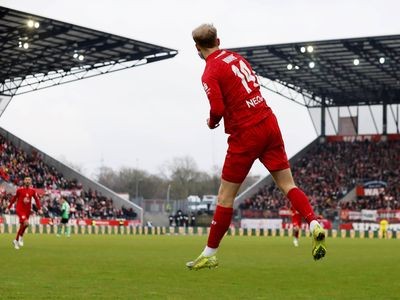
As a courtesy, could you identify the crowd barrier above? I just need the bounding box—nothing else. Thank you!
[0,224,398,239]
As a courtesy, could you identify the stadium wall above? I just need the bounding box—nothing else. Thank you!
[0,126,143,222]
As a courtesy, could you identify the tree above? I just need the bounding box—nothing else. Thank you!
[95,156,262,202]
[96,166,168,200]
[163,156,201,199]
[97,166,118,188]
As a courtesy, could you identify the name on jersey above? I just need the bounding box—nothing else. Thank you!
[246,95,264,108]
[222,54,237,64]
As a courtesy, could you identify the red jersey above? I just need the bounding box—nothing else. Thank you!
[8,187,41,214]
[202,49,272,134]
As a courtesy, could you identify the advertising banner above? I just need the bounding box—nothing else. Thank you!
[326,134,400,142]
[240,218,282,230]
[361,209,379,221]
[357,181,387,197]
[3,216,140,226]
[341,209,400,222]
[340,222,400,231]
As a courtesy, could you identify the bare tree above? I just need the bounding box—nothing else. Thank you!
[95,155,262,202]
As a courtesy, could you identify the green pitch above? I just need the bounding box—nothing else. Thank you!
[0,234,398,300]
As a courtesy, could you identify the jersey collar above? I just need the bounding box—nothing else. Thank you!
[206,49,223,62]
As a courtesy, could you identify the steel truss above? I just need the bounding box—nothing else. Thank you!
[0,52,177,96]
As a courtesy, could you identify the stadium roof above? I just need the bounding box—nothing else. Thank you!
[230,34,400,108]
[0,6,178,96]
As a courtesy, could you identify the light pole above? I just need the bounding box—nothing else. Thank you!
[166,184,172,213]
[135,178,142,200]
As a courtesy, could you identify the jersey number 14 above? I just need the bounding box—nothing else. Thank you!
[231,60,259,93]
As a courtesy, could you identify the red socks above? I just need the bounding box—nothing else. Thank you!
[16,224,27,240]
[207,205,233,249]
[293,228,299,239]
[287,187,316,224]
[21,224,27,236]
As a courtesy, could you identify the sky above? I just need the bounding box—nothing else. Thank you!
[0,0,399,179]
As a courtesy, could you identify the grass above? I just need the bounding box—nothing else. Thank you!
[0,233,399,299]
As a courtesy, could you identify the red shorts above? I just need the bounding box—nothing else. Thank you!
[222,113,290,183]
[17,210,30,224]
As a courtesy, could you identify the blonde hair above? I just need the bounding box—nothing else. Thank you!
[192,23,218,48]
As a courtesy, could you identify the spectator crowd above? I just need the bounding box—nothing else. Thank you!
[239,139,400,220]
[0,134,137,220]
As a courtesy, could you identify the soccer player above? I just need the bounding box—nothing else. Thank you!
[291,209,302,247]
[57,197,71,237]
[186,24,326,270]
[379,218,389,239]
[5,177,42,249]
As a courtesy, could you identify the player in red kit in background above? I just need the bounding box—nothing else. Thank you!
[292,209,302,247]
[186,24,326,270]
[5,177,42,249]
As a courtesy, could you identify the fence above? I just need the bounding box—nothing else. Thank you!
[0,224,398,239]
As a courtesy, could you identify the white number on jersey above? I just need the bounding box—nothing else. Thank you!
[231,60,259,93]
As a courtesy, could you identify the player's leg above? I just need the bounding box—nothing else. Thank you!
[186,179,241,270]
[187,138,254,270]
[57,219,64,236]
[14,214,26,249]
[15,223,22,242]
[18,220,29,247]
[57,224,62,236]
[270,168,326,260]
[14,223,22,250]
[20,219,29,236]
[270,169,317,223]
[65,219,71,237]
[293,224,299,247]
[206,179,241,251]
[259,114,325,260]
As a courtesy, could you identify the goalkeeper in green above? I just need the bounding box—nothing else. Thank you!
[57,197,71,237]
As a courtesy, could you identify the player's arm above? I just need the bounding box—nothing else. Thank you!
[203,73,224,129]
[33,192,43,214]
[6,191,18,211]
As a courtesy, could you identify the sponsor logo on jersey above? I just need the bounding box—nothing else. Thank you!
[245,95,265,108]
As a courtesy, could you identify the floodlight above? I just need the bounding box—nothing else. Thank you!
[379,57,385,64]
[309,61,315,68]
[353,59,360,65]
[287,64,293,70]
[307,45,314,53]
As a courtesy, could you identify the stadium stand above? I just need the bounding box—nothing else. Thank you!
[238,137,400,222]
[231,34,400,230]
[0,131,137,220]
